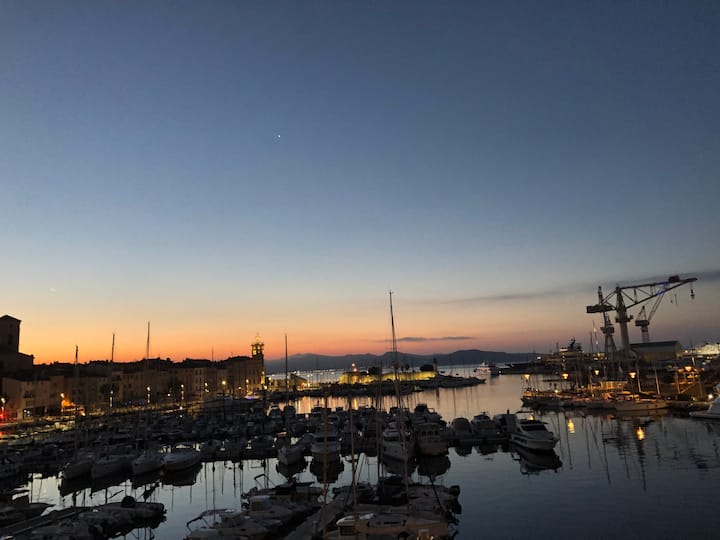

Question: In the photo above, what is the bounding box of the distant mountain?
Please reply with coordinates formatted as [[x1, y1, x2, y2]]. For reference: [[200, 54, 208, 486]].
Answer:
[[265, 349, 534, 374]]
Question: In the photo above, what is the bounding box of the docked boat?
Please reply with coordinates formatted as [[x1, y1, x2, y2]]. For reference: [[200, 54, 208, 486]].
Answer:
[[277, 441, 305, 466], [613, 395, 669, 413], [470, 413, 505, 443], [61, 449, 95, 481], [185, 509, 279, 539], [382, 424, 413, 462], [132, 447, 165, 476], [690, 386, 720, 419], [330, 510, 457, 540], [163, 443, 201, 472], [310, 427, 341, 462], [92, 447, 135, 479], [413, 421, 449, 456], [450, 417, 477, 446], [495, 413, 558, 452]]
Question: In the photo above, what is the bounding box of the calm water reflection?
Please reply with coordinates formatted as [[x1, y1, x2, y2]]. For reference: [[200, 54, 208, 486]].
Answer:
[[23, 374, 720, 539]]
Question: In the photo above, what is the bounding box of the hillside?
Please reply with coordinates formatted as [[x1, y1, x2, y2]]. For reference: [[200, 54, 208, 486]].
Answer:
[[264, 349, 533, 374]]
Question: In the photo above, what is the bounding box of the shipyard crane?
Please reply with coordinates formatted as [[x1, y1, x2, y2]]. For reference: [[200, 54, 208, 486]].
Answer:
[[635, 295, 664, 344], [586, 274, 697, 359]]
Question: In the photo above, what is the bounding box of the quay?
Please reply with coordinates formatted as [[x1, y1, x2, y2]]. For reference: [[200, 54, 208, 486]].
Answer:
[[0, 507, 88, 537], [284, 496, 347, 540]]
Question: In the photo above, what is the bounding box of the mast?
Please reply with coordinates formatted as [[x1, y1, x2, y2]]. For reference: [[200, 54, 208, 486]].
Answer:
[[389, 291, 411, 501], [109, 333, 115, 412], [285, 333, 289, 401], [73, 345, 79, 420], [145, 322, 151, 406]]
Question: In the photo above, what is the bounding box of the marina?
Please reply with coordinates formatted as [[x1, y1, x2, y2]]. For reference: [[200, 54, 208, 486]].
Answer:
[[0, 371, 718, 539]]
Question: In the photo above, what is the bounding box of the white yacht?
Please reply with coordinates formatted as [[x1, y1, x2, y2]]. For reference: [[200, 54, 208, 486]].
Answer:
[[382, 424, 413, 462], [495, 413, 558, 452], [310, 427, 341, 462]]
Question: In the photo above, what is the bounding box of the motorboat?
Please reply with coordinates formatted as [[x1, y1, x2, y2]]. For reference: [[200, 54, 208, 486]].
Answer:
[[450, 417, 477, 446], [413, 421, 449, 456], [310, 427, 341, 462], [382, 424, 413, 462], [277, 442, 305, 466], [163, 443, 201, 472], [470, 413, 504, 443], [330, 510, 457, 540], [690, 388, 720, 420], [495, 413, 558, 452]]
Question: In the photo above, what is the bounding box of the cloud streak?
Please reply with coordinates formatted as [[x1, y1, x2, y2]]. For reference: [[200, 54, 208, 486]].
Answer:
[[420, 268, 719, 306], [375, 336, 475, 343]]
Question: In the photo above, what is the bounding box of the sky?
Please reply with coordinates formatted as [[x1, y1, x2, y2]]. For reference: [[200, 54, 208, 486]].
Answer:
[[1, 1, 719, 365]]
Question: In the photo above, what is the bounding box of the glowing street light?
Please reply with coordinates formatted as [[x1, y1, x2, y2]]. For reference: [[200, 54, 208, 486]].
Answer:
[[60, 393, 65, 416], [147, 386, 151, 405]]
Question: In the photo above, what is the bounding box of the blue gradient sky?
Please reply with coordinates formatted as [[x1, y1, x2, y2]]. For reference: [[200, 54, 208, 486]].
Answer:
[[2, 1, 719, 364]]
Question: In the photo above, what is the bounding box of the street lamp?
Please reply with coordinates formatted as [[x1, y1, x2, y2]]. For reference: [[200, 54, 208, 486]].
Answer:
[[1, 397, 5, 420], [147, 386, 151, 405], [222, 380, 227, 397], [60, 393, 65, 416], [629, 371, 639, 393], [181, 383, 185, 407]]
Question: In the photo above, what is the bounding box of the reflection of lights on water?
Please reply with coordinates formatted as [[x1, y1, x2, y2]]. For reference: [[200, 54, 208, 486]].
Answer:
[[636, 426, 645, 440], [567, 419, 575, 434]]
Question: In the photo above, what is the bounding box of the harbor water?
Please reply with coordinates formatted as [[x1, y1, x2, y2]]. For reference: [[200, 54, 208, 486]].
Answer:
[[17, 373, 720, 539]]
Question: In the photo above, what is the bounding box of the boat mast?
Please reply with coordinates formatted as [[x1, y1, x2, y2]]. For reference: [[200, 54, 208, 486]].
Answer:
[[73, 345, 79, 420], [109, 333, 115, 412], [389, 291, 411, 499], [145, 321, 151, 406], [285, 333, 289, 402]]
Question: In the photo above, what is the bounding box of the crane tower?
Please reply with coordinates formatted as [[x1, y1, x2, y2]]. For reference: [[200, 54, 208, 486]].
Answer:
[[586, 274, 696, 360]]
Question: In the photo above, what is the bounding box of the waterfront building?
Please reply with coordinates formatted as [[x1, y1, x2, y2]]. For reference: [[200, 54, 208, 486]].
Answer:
[[225, 336, 265, 396], [630, 340, 682, 364], [266, 372, 309, 391], [0, 315, 34, 373], [338, 367, 436, 385]]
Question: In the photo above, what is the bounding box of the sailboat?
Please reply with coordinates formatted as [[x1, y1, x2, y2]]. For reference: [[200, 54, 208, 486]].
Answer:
[[132, 322, 165, 476], [60, 346, 94, 482], [329, 292, 458, 540]]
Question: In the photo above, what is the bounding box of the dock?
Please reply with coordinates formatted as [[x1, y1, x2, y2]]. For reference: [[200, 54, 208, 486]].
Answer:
[[285, 496, 347, 540], [0, 506, 89, 537]]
